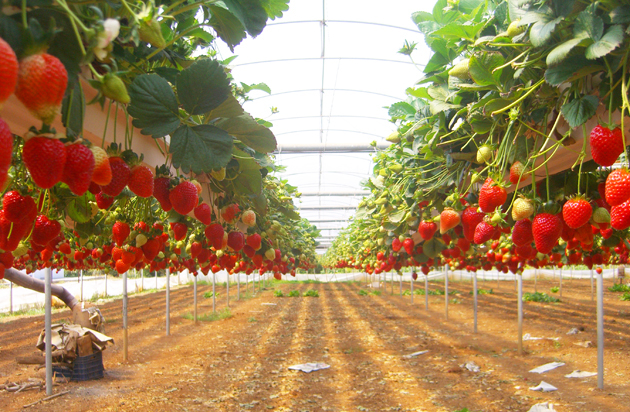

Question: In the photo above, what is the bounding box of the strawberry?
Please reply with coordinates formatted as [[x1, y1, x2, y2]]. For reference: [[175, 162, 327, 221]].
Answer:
[[127, 164, 154, 198], [153, 177, 172, 211], [88, 181, 101, 195], [611, 199, 630, 230], [605, 168, 630, 206], [31, 215, 61, 246], [95, 192, 115, 209], [241, 209, 256, 227], [457, 237, 470, 252], [512, 219, 534, 246], [0, 38, 18, 107], [221, 204, 240, 223], [2, 191, 36, 223], [0, 210, 31, 251], [169, 181, 198, 215], [532, 213, 562, 255], [15, 52, 68, 124], [592, 207, 610, 224], [392, 237, 402, 252], [190, 241, 202, 258], [512, 197, 534, 221], [115, 259, 130, 274], [90, 146, 112, 186], [194, 203, 212, 225], [246, 233, 262, 250], [61, 143, 95, 195], [141, 238, 160, 261], [101, 157, 130, 197], [205, 223, 224, 249], [402, 238, 414, 254], [22, 135, 67, 189], [0, 119, 13, 190], [590, 125, 624, 167], [476, 144, 492, 164], [227, 231, 245, 251], [562, 196, 592, 229], [112, 221, 130, 246], [243, 245, 255, 258], [461, 206, 484, 241], [418, 220, 438, 240], [509, 161, 526, 185], [479, 178, 507, 213], [439, 208, 460, 234], [473, 220, 495, 244], [169, 222, 187, 241]]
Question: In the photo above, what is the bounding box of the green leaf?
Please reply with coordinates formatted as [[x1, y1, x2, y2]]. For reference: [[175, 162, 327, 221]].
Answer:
[[278, 205, 300, 220], [530, 15, 563, 47], [241, 82, 271, 94], [388, 102, 416, 118], [469, 53, 505, 87], [128, 74, 181, 138], [251, 192, 268, 216], [610, 5, 630, 24], [370, 176, 384, 189], [585, 25, 624, 60], [222, 0, 268, 37], [574, 10, 603, 41], [388, 209, 406, 223], [68, 197, 91, 224], [61, 76, 85, 138], [561, 95, 599, 128], [209, 4, 247, 51], [411, 11, 440, 35], [169, 124, 234, 173], [233, 149, 263, 195], [177, 58, 231, 115], [423, 49, 452, 73], [217, 114, 277, 153], [544, 55, 599, 86], [260, 0, 289, 20], [185, 27, 215, 43], [0, 15, 23, 55], [546, 37, 588, 66], [207, 94, 245, 119], [432, 21, 485, 41]]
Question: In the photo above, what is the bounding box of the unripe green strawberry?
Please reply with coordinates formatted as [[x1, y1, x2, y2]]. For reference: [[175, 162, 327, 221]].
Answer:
[[448, 59, 470, 80], [386, 131, 400, 143], [507, 20, 525, 38], [476, 145, 492, 164], [0, 37, 18, 108], [102, 73, 130, 104], [210, 168, 226, 181], [388, 163, 403, 173], [15, 52, 68, 124], [138, 19, 166, 49], [512, 197, 534, 221], [135, 233, 148, 247], [592, 207, 610, 224], [265, 248, 276, 260]]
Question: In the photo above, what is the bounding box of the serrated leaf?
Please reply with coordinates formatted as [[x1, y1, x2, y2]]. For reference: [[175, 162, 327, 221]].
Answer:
[[170, 124, 234, 173], [241, 82, 271, 94], [388, 209, 407, 223], [388, 102, 416, 118], [251, 192, 268, 216], [574, 10, 603, 41], [610, 5, 630, 24], [530, 15, 563, 47], [207, 94, 245, 119], [469, 53, 505, 87], [585, 25, 624, 60], [370, 176, 384, 189], [177, 58, 231, 115], [68, 197, 91, 224], [222, 0, 267, 37], [561, 95, 599, 128], [278, 205, 300, 220], [128, 74, 180, 138], [260, 0, 289, 20], [217, 114, 277, 153], [209, 4, 247, 51], [544, 55, 595, 86], [61, 76, 85, 138], [233, 168, 262, 195], [546, 37, 587, 66]]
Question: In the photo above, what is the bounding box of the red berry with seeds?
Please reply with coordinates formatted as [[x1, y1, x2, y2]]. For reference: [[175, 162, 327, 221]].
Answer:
[[205, 223, 224, 250], [512, 219, 534, 246], [532, 213, 562, 255], [22, 135, 66, 189], [101, 157, 130, 197], [2, 191, 36, 223], [611, 199, 630, 230], [0, 118, 13, 190], [479, 178, 507, 213], [439, 208, 460, 234], [169, 222, 187, 241], [418, 220, 437, 240], [62, 143, 95, 196], [227, 231, 245, 252], [127, 165, 154, 198], [90, 146, 112, 186], [169, 181, 198, 215], [461, 206, 485, 241], [246, 233, 262, 250], [562, 196, 592, 229], [95, 192, 115, 209], [605, 168, 630, 206], [0, 38, 18, 107], [194, 203, 212, 225], [590, 125, 624, 167], [153, 177, 172, 211], [509, 161, 526, 185], [473, 220, 495, 244], [112, 221, 130, 246]]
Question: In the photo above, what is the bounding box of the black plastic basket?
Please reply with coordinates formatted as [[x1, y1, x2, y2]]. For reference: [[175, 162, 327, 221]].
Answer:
[[71, 351, 104, 381]]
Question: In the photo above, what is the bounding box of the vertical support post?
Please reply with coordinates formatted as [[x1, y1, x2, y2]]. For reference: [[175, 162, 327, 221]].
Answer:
[[425, 275, 429, 309], [227, 273, 230, 307], [193, 273, 198, 324], [496, 270, 499, 289], [123, 270, 128, 362], [597, 270, 604, 389], [390, 272, 393, 294], [10, 281, 13, 314], [445, 264, 449, 320], [473, 271, 478, 334], [166, 268, 170, 336], [80, 269, 84, 302], [155, 271, 158, 290], [534, 269, 538, 293], [559, 267, 563, 299], [177, 270, 180, 286], [141, 269, 144, 292], [518, 275, 523, 355], [212, 271, 216, 313], [237, 272, 241, 300], [44, 267, 52, 396], [410, 274, 414, 304], [246, 274, 249, 295], [590, 269, 594, 302], [105, 272, 108, 297], [399, 273, 402, 296]]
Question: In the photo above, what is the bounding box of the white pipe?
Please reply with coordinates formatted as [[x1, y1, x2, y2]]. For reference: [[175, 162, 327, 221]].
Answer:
[[166, 269, 170, 336], [212, 272, 216, 312], [194, 274, 197, 323], [424, 275, 429, 309], [597, 270, 604, 389], [45, 267, 52, 396], [473, 271, 478, 334], [445, 265, 449, 320], [518, 275, 523, 355], [123, 270, 128, 362]]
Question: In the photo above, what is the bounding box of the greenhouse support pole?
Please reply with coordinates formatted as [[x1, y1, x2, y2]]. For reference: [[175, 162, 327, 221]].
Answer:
[[391, 272, 393, 294], [10, 281, 13, 314], [514, 274, 517, 292], [496, 270, 499, 289], [166, 269, 170, 336], [597, 270, 604, 389], [227, 274, 230, 308], [141, 269, 144, 291], [246, 274, 249, 295], [399, 274, 402, 297], [212, 272, 216, 313], [80, 269, 83, 302], [590, 269, 594, 302], [237, 272, 240, 300], [445, 264, 449, 320], [44, 267, 52, 396], [425, 275, 429, 309], [193, 273, 197, 324], [123, 270, 128, 362], [177, 270, 180, 286], [410, 275, 414, 304], [534, 269, 537, 293], [518, 275, 523, 355], [473, 271, 478, 334], [559, 268, 563, 299], [104, 272, 107, 297]]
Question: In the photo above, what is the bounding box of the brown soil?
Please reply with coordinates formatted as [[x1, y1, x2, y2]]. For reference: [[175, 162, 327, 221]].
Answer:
[[0, 276, 628, 412]]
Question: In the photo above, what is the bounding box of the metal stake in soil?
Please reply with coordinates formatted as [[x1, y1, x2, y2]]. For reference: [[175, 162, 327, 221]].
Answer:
[[596, 270, 604, 389], [44, 267, 52, 396], [212, 271, 216, 313], [123, 270, 128, 362], [518, 275, 523, 355], [166, 268, 170, 336], [193, 273, 198, 324], [445, 264, 449, 320], [473, 271, 478, 334]]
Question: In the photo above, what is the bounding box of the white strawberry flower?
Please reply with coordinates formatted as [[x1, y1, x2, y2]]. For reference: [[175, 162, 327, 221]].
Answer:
[[94, 19, 120, 60]]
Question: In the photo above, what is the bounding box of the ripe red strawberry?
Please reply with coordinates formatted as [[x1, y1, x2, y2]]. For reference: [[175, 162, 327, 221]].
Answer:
[[115, 259, 130, 274], [153, 177, 172, 211], [127, 165, 154, 197], [0, 210, 31, 251], [194, 203, 212, 225], [61, 143, 95, 195], [112, 221, 130, 246], [241, 209, 256, 227], [2, 191, 36, 223], [141, 238, 160, 261], [88, 181, 101, 195], [227, 231, 245, 251], [509, 161, 526, 185], [169, 222, 187, 241], [31, 215, 61, 246], [440, 208, 460, 234], [461, 206, 485, 241], [532, 213, 562, 254], [221, 204, 240, 223], [418, 220, 437, 240], [479, 178, 507, 213], [0, 38, 18, 107], [512, 219, 534, 246], [402, 238, 414, 254], [392, 237, 402, 252], [90, 146, 112, 186], [0, 118, 13, 189], [243, 244, 255, 258], [205, 223, 224, 249], [246, 233, 262, 250], [101, 157, 130, 197], [59, 242, 72, 255], [605, 168, 630, 206], [562, 196, 592, 229], [474, 220, 495, 244], [190, 241, 202, 258], [590, 125, 624, 167], [95, 192, 115, 209], [22, 135, 66, 189], [15, 52, 68, 124], [611, 199, 630, 230], [169, 181, 198, 215]]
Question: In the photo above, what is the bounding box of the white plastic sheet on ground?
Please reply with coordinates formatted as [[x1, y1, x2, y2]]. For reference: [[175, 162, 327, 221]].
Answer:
[[523, 333, 559, 341], [288, 363, 330, 373], [565, 370, 597, 378], [529, 381, 558, 392], [462, 361, 480, 372], [529, 362, 565, 374], [402, 350, 428, 359], [528, 402, 556, 412]]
